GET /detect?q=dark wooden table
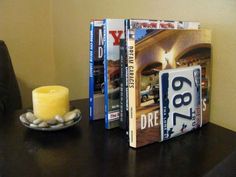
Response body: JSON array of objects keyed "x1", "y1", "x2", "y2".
[{"x1": 0, "y1": 99, "x2": 235, "y2": 177}]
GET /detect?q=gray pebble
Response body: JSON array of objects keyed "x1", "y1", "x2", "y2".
[
  {"x1": 75, "y1": 109, "x2": 81, "y2": 116},
  {"x1": 25, "y1": 112, "x2": 37, "y2": 123},
  {"x1": 20, "y1": 115, "x2": 29, "y2": 124},
  {"x1": 64, "y1": 111, "x2": 77, "y2": 122},
  {"x1": 38, "y1": 122, "x2": 48, "y2": 128},
  {"x1": 33, "y1": 118, "x2": 42, "y2": 125},
  {"x1": 55, "y1": 115, "x2": 64, "y2": 123},
  {"x1": 30, "y1": 124, "x2": 38, "y2": 128},
  {"x1": 50, "y1": 123, "x2": 64, "y2": 128},
  {"x1": 47, "y1": 119, "x2": 57, "y2": 125},
  {"x1": 65, "y1": 120, "x2": 74, "y2": 125},
  {"x1": 74, "y1": 109, "x2": 81, "y2": 117},
  {"x1": 74, "y1": 109, "x2": 81, "y2": 118}
]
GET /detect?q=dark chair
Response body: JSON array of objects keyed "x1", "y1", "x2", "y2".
[{"x1": 0, "y1": 40, "x2": 22, "y2": 115}]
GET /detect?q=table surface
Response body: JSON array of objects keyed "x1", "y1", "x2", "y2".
[{"x1": 0, "y1": 99, "x2": 235, "y2": 177}]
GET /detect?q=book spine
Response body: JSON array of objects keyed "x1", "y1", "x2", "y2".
[
  {"x1": 103, "y1": 19, "x2": 109, "y2": 129},
  {"x1": 89, "y1": 21, "x2": 94, "y2": 121},
  {"x1": 125, "y1": 20, "x2": 130, "y2": 132},
  {"x1": 182, "y1": 21, "x2": 200, "y2": 29},
  {"x1": 127, "y1": 29, "x2": 136, "y2": 148},
  {"x1": 119, "y1": 38, "x2": 126, "y2": 129},
  {"x1": 125, "y1": 58, "x2": 129, "y2": 132},
  {"x1": 128, "y1": 19, "x2": 200, "y2": 30},
  {"x1": 119, "y1": 19, "x2": 130, "y2": 131},
  {"x1": 104, "y1": 19, "x2": 125, "y2": 129}
]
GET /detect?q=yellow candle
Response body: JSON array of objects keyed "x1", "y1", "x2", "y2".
[{"x1": 32, "y1": 85, "x2": 69, "y2": 120}]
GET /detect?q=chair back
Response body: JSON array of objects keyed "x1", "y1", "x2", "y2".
[{"x1": 0, "y1": 40, "x2": 22, "y2": 114}]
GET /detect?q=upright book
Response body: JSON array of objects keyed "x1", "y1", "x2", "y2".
[
  {"x1": 89, "y1": 20, "x2": 104, "y2": 120},
  {"x1": 120, "y1": 19, "x2": 200, "y2": 130},
  {"x1": 103, "y1": 19, "x2": 125, "y2": 129},
  {"x1": 127, "y1": 29, "x2": 211, "y2": 148}
]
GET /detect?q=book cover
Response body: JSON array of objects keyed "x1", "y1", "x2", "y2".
[
  {"x1": 120, "y1": 19, "x2": 200, "y2": 130},
  {"x1": 103, "y1": 19, "x2": 125, "y2": 129},
  {"x1": 89, "y1": 20, "x2": 104, "y2": 120},
  {"x1": 128, "y1": 29, "x2": 211, "y2": 148}
]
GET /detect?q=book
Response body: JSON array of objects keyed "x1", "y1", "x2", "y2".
[
  {"x1": 120, "y1": 19, "x2": 200, "y2": 130},
  {"x1": 119, "y1": 38, "x2": 127, "y2": 130},
  {"x1": 103, "y1": 19, "x2": 125, "y2": 129},
  {"x1": 127, "y1": 29, "x2": 211, "y2": 148},
  {"x1": 89, "y1": 20, "x2": 105, "y2": 120}
]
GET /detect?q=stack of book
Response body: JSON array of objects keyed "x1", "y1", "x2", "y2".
[{"x1": 89, "y1": 19, "x2": 211, "y2": 148}]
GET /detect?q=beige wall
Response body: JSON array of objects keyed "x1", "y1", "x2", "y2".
[
  {"x1": 0, "y1": 0, "x2": 55, "y2": 107},
  {"x1": 0, "y1": 0, "x2": 235, "y2": 131},
  {"x1": 52, "y1": 0, "x2": 236, "y2": 131}
]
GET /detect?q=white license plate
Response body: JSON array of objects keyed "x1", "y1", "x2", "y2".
[{"x1": 159, "y1": 66, "x2": 202, "y2": 141}]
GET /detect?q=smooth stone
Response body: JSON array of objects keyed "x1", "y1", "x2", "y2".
[
  {"x1": 69, "y1": 108, "x2": 80, "y2": 114},
  {"x1": 33, "y1": 118, "x2": 42, "y2": 125},
  {"x1": 55, "y1": 115, "x2": 64, "y2": 123},
  {"x1": 64, "y1": 111, "x2": 77, "y2": 122},
  {"x1": 25, "y1": 112, "x2": 37, "y2": 123},
  {"x1": 20, "y1": 115, "x2": 29, "y2": 124},
  {"x1": 65, "y1": 120, "x2": 74, "y2": 125},
  {"x1": 50, "y1": 123, "x2": 64, "y2": 128},
  {"x1": 74, "y1": 109, "x2": 81, "y2": 117},
  {"x1": 64, "y1": 112, "x2": 76, "y2": 122},
  {"x1": 47, "y1": 119, "x2": 57, "y2": 125},
  {"x1": 30, "y1": 124, "x2": 38, "y2": 128},
  {"x1": 38, "y1": 122, "x2": 48, "y2": 128}
]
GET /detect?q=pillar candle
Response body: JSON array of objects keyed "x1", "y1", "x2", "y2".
[{"x1": 32, "y1": 85, "x2": 69, "y2": 120}]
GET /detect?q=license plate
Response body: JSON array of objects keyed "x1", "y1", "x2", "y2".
[{"x1": 159, "y1": 66, "x2": 202, "y2": 141}]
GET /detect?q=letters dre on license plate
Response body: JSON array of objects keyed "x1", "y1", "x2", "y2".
[{"x1": 159, "y1": 66, "x2": 202, "y2": 141}]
